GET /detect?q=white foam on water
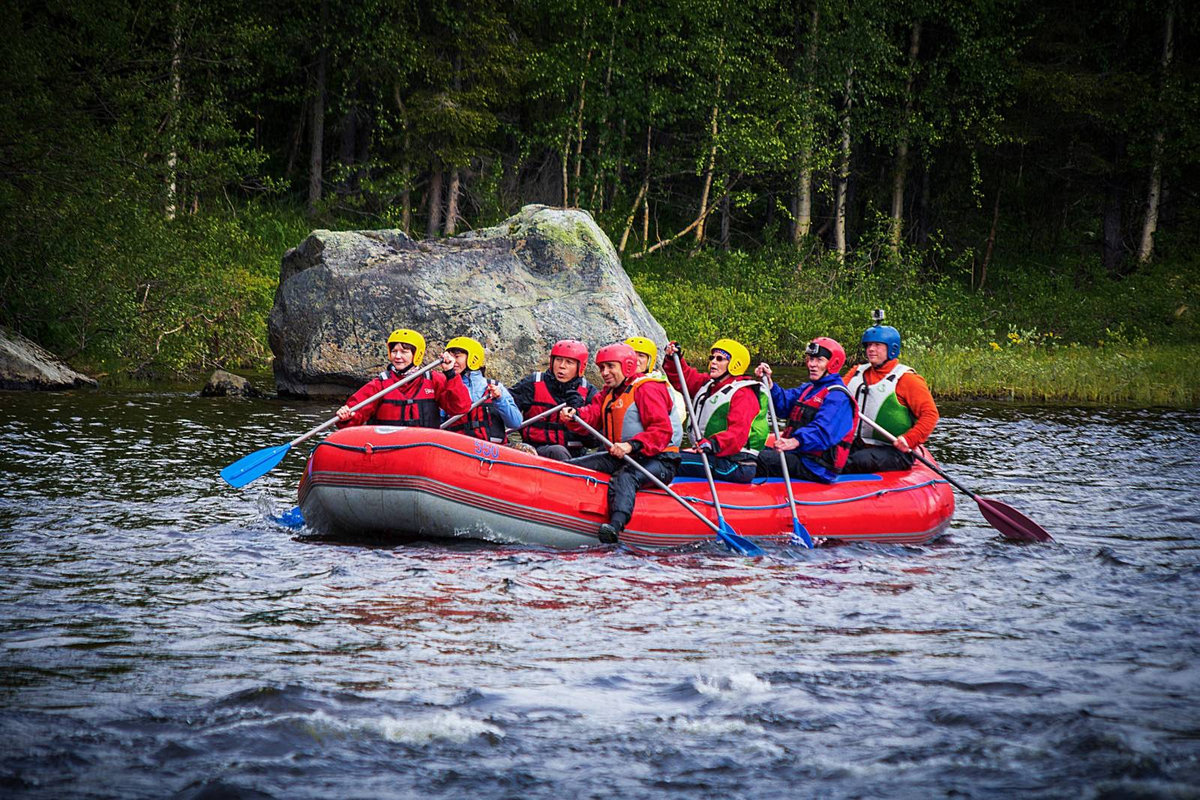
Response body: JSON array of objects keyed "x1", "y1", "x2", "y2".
[
  {"x1": 693, "y1": 671, "x2": 772, "y2": 696},
  {"x1": 666, "y1": 716, "x2": 764, "y2": 736},
  {"x1": 367, "y1": 711, "x2": 504, "y2": 745},
  {"x1": 292, "y1": 710, "x2": 503, "y2": 746}
]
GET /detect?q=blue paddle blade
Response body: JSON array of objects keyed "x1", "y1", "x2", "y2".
[
  {"x1": 716, "y1": 517, "x2": 765, "y2": 557},
  {"x1": 271, "y1": 505, "x2": 306, "y2": 529},
  {"x1": 220, "y1": 443, "x2": 292, "y2": 488},
  {"x1": 790, "y1": 519, "x2": 814, "y2": 549}
]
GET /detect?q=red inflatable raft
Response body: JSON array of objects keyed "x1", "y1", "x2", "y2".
[{"x1": 298, "y1": 426, "x2": 955, "y2": 549}]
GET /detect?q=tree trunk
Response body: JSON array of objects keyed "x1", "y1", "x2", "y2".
[
  {"x1": 916, "y1": 160, "x2": 931, "y2": 249},
  {"x1": 572, "y1": 47, "x2": 592, "y2": 208},
  {"x1": 393, "y1": 85, "x2": 411, "y2": 235},
  {"x1": 834, "y1": 67, "x2": 853, "y2": 261},
  {"x1": 889, "y1": 20, "x2": 922, "y2": 254},
  {"x1": 444, "y1": 167, "x2": 461, "y2": 236},
  {"x1": 426, "y1": 162, "x2": 443, "y2": 238},
  {"x1": 979, "y1": 185, "x2": 1001, "y2": 292},
  {"x1": 166, "y1": 0, "x2": 182, "y2": 220},
  {"x1": 1137, "y1": 0, "x2": 1174, "y2": 264},
  {"x1": 695, "y1": 98, "x2": 720, "y2": 245},
  {"x1": 560, "y1": 133, "x2": 569, "y2": 207},
  {"x1": 792, "y1": 7, "x2": 819, "y2": 245},
  {"x1": 284, "y1": 97, "x2": 308, "y2": 180},
  {"x1": 306, "y1": 0, "x2": 329, "y2": 215},
  {"x1": 720, "y1": 190, "x2": 731, "y2": 251}
]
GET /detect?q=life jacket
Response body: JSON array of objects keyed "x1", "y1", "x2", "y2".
[
  {"x1": 692, "y1": 377, "x2": 770, "y2": 457},
  {"x1": 599, "y1": 375, "x2": 682, "y2": 453},
  {"x1": 523, "y1": 372, "x2": 593, "y2": 450},
  {"x1": 648, "y1": 369, "x2": 689, "y2": 435},
  {"x1": 447, "y1": 400, "x2": 507, "y2": 443},
  {"x1": 844, "y1": 362, "x2": 916, "y2": 446},
  {"x1": 367, "y1": 367, "x2": 441, "y2": 428},
  {"x1": 782, "y1": 381, "x2": 857, "y2": 473}
]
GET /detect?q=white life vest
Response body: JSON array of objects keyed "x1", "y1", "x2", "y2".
[{"x1": 845, "y1": 362, "x2": 915, "y2": 445}]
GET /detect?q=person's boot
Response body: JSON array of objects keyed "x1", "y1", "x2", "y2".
[{"x1": 597, "y1": 513, "x2": 628, "y2": 544}]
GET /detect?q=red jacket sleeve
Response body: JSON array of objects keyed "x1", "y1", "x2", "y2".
[
  {"x1": 433, "y1": 371, "x2": 472, "y2": 416},
  {"x1": 706, "y1": 384, "x2": 760, "y2": 457},
  {"x1": 627, "y1": 380, "x2": 675, "y2": 456},
  {"x1": 895, "y1": 371, "x2": 939, "y2": 446},
  {"x1": 663, "y1": 355, "x2": 708, "y2": 398},
  {"x1": 337, "y1": 375, "x2": 388, "y2": 428},
  {"x1": 566, "y1": 386, "x2": 608, "y2": 435}
]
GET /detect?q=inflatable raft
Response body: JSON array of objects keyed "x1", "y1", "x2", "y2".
[{"x1": 298, "y1": 426, "x2": 955, "y2": 549}]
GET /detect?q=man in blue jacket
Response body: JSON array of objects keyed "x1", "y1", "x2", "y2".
[{"x1": 753, "y1": 337, "x2": 858, "y2": 483}]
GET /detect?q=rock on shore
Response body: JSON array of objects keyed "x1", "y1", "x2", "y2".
[{"x1": 0, "y1": 327, "x2": 98, "y2": 391}]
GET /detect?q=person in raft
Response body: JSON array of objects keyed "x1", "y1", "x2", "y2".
[
  {"x1": 841, "y1": 312, "x2": 940, "y2": 473},
  {"x1": 753, "y1": 337, "x2": 859, "y2": 483},
  {"x1": 560, "y1": 343, "x2": 682, "y2": 543},
  {"x1": 442, "y1": 336, "x2": 523, "y2": 443},
  {"x1": 335, "y1": 328, "x2": 471, "y2": 428},
  {"x1": 508, "y1": 339, "x2": 598, "y2": 461},
  {"x1": 625, "y1": 336, "x2": 689, "y2": 435},
  {"x1": 662, "y1": 338, "x2": 769, "y2": 484}
]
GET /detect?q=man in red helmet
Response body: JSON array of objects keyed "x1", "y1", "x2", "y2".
[
  {"x1": 509, "y1": 339, "x2": 599, "y2": 461},
  {"x1": 561, "y1": 342, "x2": 682, "y2": 542},
  {"x1": 753, "y1": 337, "x2": 858, "y2": 483}
]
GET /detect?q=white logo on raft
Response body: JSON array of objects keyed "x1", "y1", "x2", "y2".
[{"x1": 372, "y1": 427, "x2": 405, "y2": 434}]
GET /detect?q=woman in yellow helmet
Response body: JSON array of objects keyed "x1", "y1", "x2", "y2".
[
  {"x1": 662, "y1": 338, "x2": 769, "y2": 484},
  {"x1": 335, "y1": 328, "x2": 471, "y2": 428},
  {"x1": 443, "y1": 335, "x2": 523, "y2": 443}
]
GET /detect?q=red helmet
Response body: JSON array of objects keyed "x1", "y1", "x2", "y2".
[
  {"x1": 595, "y1": 343, "x2": 638, "y2": 379},
  {"x1": 549, "y1": 339, "x2": 588, "y2": 368},
  {"x1": 806, "y1": 336, "x2": 847, "y2": 374}
]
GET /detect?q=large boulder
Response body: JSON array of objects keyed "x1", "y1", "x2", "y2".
[
  {"x1": 268, "y1": 205, "x2": 666, "y2": 397},
  {"x1": 0, "y1": 327, "x2": 98, "y2": 391}
]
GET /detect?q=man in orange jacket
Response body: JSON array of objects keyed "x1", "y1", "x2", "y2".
[{"x1": 842, "y1": 315, "x2": 939, "y2": 473}]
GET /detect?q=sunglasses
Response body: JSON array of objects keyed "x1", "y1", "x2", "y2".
[{"x1": 708, "y1": 353, "x2": 729, "y2": 362}]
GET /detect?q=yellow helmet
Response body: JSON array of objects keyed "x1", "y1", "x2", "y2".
[
  {"x1": 386, "y1": 328, "x2": 426, "y2": 365},
  {"x1": 711, "y1": 338, "x2": 750, "y2": 376},
  {"x1": 446, "y1": 336, "x2": 485, "y2": 371},
  {"x1": 624, "y1": 336, "x2": 658, "y2": 370}
]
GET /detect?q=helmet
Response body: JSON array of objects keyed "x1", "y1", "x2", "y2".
[
  {"x1": 861, "y1": 325, "x2": 902, "y2": 361},
  {"x1": 624, "y1": 336, "x2": 658, "y2": 370},
  {"x1": 549, "y1": 339, "x2": 588, "y2": 368},
  {"x1": 386, "y1": 328, "x2": 426, "y2": 365},
  {"x1": 446, "y1": 336, "x2": 485, "y2": 371},
  {"x1": 805, "y1": 337, "x2": 847, "y2": 374},
  {"x1": 710, "y1": 338, "x2": 750, "y2": 376},
  {"x1": 595, "y1": 343, "x2": 639, "y2": 379}
]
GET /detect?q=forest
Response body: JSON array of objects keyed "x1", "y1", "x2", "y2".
[{"x1": 1, "y1": 0, "x2": 1197, "y2": 401}]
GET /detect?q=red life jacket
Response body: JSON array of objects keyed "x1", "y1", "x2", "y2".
[
  {"x1": 447, "y1": 401, "x2": 506, "y2": 443},
  {"x1": 783, "y1": 383, "x2": 857, "y2": 473},
  {"x1": 523, "y1": 372, "x2": 592, "y2": 451},
  {"x1": 368, "y1": 368, "x2": 441, "y2": 428}
]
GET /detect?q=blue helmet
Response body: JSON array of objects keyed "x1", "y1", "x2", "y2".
[{"x1": 861, "y1": 324, "x2": 901, "y2": 361}]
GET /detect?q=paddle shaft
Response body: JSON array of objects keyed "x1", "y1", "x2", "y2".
[
  {"x1": 440, "y1": 381, "x2": 494, "y2": 429},
  {"x1": 295, "y1": 360, "x2": 444, "y2": 448},
  {"x1": 670, "y1": 352, "x2": 729, "y2": 522},
  {"x1": 567, "y1": 414, "x2": 722, "y2": 536},
  {"x1": 855, "y1": 414, "x2": 978, "y2": 499},
  {"x1": 759, "y1": 376, "x2": 802, "y2": 519},
  {"x1": 505, "y1": 402, "x2": 567, "y2": 435}
]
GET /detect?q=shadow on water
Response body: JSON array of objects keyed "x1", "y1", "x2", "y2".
[{"x1": 1, "y1": 388, "x2": 1199, "y2": 798}]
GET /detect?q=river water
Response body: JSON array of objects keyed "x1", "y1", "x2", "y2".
[{"x1": 1, "y1": 388, "x2": 1198, "y2": 799}]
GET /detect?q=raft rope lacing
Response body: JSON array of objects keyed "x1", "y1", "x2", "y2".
[{"x1": 312, "y1": 440, "x2": 950, "y2": 510}]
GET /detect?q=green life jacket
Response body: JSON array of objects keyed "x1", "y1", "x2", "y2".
[
  {"x1": 693, "y1": 377, "x2": 770, "y2": 457},
  {"x1": 845, "y1": 362, "x2": 916, "y2": 444}
]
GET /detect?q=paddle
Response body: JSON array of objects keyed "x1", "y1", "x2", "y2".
[
  {"x1": 505, "y1": 402, "x2": 568, "y2": 436},
  {"x1": 670, "y1": 351, "x2": 761, "y2": 554},
  {"x1": 220, "y1": 360, "x2": 443, "y2": 488},
  {"x1": 440, "y1": 384, "x2": 493, "y2": 429},
  {"x1": 758, "y1": 375, "x2": 814, "y2": 548},
  {"x1": 567, "y1": 414, "x2": 765, "y2": 557},
  {"x1": 856, "y1": 415, "x2": 1053, "y2": 543}
]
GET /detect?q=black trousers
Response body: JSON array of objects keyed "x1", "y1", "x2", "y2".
[
  {"x1": 568, "y1": 452, "x2": 678, "y2": 530},
  {"x1": 677, "y1": 452, "x2": 757, "y2": 484},
  {"x1": 754, "y1": 450, "x2": 828, "y2": 483},
  {"x1": 536, "y1": 444, "x2": 573, "y2": 462},
  {"x1": 843, "y1": 444, "x2": 914, "y2": 474}
]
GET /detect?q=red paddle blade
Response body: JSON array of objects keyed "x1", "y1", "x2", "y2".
[{"x1": 976, "y1": 496, "x2": 1053, "y2": 542}]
